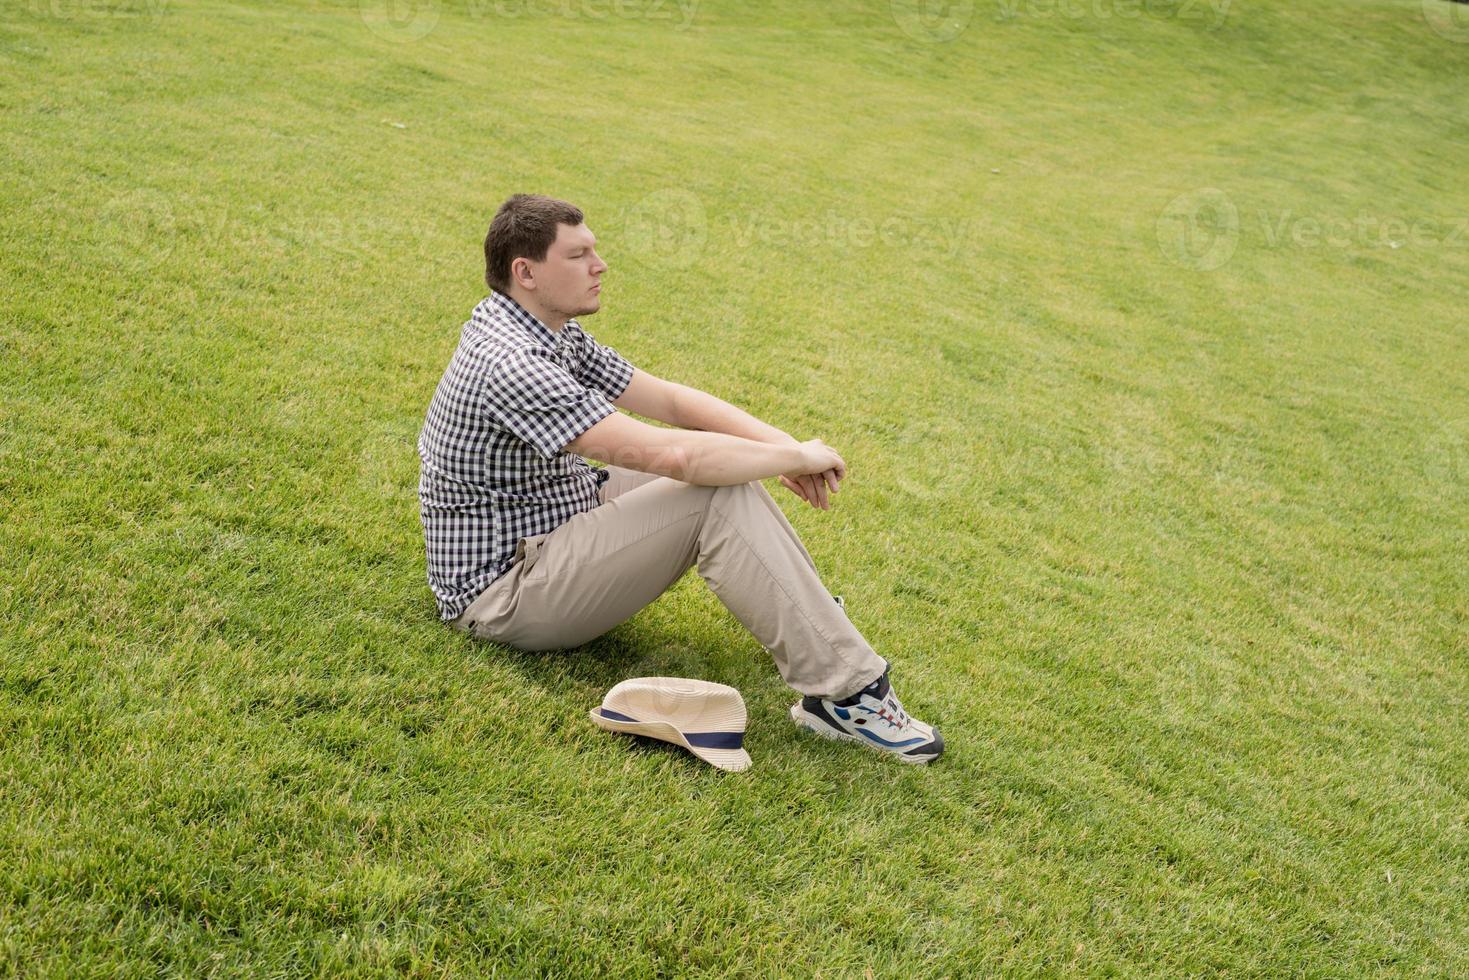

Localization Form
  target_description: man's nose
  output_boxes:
[591,253,608,275]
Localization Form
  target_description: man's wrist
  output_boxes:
[772,429,801,447]
[774,441,806,473]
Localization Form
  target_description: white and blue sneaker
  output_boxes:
[789,670,943,765]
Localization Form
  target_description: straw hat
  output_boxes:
[589,677,752,772]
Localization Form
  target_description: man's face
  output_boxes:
[524,222,607,320]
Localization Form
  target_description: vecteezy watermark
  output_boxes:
[1258,211,1469,251]
[618,190,981,267]
[98,188,179,273]
[1422,0,1469,43]
[359,0,441,42]
[470,0,699,27]
[98,187,977,281]
[358,417,423,498]
[578,443,846,501]
[260,210,426,259]
[1424,418,1469,489]
[1157,189,1469,269]
[27,0,169,19]
[724,210,977,257]
[1155,653,1243,727]
[890,0,976,42]
[1156,188,1240,271]
[360,0,698,41]
[995,0,1232,29]
[577,442,702,484]
[620,189,709,270]
[90,192,438,276]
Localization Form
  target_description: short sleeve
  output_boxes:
[484,349,615,461]
[575,328,636,400]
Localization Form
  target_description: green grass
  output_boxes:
[3,0,1468,974]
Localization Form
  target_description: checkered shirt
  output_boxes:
[417,291,636,620]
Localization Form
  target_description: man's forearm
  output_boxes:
[671,386,799,447]
[662,430,805,486]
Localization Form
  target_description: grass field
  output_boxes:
[3,0,1468,974]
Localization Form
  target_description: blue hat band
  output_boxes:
[596,707,745,750]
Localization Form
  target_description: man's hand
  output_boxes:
[779,440,845,511]
[780,470,841,510]
[652,383,845,509]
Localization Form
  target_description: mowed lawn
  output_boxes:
[3,0,1467,974]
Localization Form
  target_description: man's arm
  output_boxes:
[614,369,795,445]
[612,368,840,508]
[566,412,839,487]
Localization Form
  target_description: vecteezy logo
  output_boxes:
[621,189,708,269]
[358,417,423,498]
[97,188,178,273]
[1423,0,1469,43]
[359,0,441,42]
[1156,188,1240,271]
[1425,418,1469,490]
[890,0,975,42]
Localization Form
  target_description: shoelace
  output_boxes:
[862,693,910,732]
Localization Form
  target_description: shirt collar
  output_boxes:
[487,291,573,348]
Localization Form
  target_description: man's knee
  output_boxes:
[711,480,757,499]
[664,480,721,508]
[708,480,776,514]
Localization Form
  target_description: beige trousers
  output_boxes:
[452,465,889,699]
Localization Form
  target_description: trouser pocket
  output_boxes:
[517,533,550,577]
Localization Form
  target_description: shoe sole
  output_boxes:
[789,702,942,765]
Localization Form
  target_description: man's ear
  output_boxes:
[511,257,535,290]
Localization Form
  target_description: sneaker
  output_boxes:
[789,671,943,764]
[832,594,845,611]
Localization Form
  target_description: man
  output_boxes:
[417,194,942,764]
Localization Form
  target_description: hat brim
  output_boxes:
[589,708,752,773]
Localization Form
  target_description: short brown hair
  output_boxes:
[483,194,585,293]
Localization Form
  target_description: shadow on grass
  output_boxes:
[451,609,755,705]
[428,589,913,775]
[462,624,767,771]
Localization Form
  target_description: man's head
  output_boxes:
[484,194,607,327]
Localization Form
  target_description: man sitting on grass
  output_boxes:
[416,193,943,764]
